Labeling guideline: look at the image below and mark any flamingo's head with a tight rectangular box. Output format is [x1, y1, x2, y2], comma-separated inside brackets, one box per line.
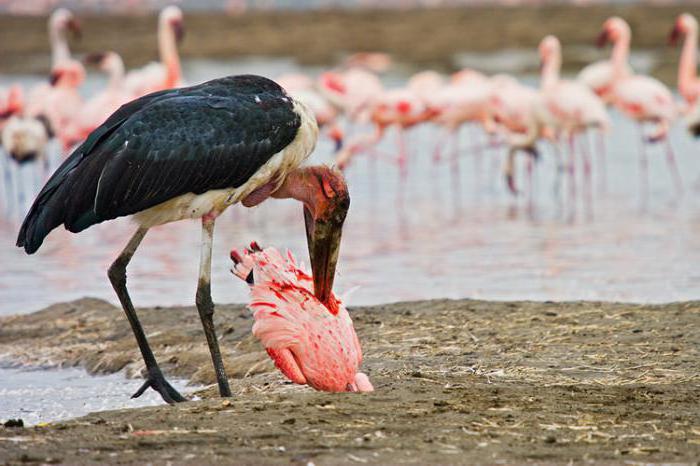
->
[50, 8, 81, 40]
[598, 17, 630, 48]
[49, 59, 85, 87]
[669, 13, 698, 46]
[161, 5, 185, 43]
[328, 125, 344, 152]
[83, 51, 124, 75]
[231, 245, 374, 393]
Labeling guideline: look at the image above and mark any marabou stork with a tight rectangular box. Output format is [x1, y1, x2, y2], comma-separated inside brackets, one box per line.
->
[16, 75, 350, 404]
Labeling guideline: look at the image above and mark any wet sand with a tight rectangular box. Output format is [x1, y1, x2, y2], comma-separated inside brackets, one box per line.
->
[0, 298, 698, 464]
[0, 4, 689, 81]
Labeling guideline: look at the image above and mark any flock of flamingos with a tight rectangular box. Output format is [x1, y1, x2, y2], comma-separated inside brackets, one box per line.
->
[1, 6, 699, 215]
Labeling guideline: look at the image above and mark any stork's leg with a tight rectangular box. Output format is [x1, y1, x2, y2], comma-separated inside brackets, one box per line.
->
[196, 215, 232, 397]
[108, 227, 185, 404]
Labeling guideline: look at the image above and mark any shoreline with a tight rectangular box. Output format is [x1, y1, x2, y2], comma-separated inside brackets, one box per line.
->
[0, 4, 689, 83]
[0, 297, 698, 464]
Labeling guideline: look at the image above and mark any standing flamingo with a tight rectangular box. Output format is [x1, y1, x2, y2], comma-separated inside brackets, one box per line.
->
[71, 52, 131, 142]
[598, 17, 683, 195]
[230, 243, 373, 393]
[537, 36, 609, 211]
[24, 8, 84, 151]
[669, 13, 700, 136]
[0, 85, 23, 123]
[489, 76, 547, 194]
[276, 73, 344, 151]
[124, 6, 185, 98]
[577, 35, 633, 105]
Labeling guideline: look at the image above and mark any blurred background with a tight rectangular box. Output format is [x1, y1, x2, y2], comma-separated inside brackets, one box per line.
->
[0, 0, 699, 320]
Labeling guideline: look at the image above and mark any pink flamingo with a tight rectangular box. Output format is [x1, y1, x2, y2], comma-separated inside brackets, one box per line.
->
[669, 13, 700, 136]
[335, 86, 432, 173]
[70, 52, 131, 143]
[577, 32, 633, 105]
[24, 8, 84, 151]
[598, 17, 683, 194]
[427, 69, 495, 163]
[124, 6, 185, 98]
[0, 85, 23, 123]
[538, 36, 609, 209]
[489, 76, 548, 194]
[230, 243, 373, 393]
[318, 68, 384, 125]
[276, 73, 344, 151]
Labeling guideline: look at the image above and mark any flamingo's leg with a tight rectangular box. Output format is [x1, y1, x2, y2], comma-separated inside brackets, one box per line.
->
[579, 131, 594, 218]
[567, 133, 577, 217]
[1, 154, 13, 215]
[663, 138, 684, 196]
[596, 130, 607, 195]
[638, 124, 649, 207]
[450, 126, 462, 211]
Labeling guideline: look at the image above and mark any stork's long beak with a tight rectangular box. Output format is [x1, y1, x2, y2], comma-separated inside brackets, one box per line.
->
[669, 24, 682, 46]
[596, 29, 610, 48]
[304, 201, 347, 309]
[303, 172, 350, 310]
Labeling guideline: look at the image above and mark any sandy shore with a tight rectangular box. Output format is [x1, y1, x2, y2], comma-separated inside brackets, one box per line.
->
[0, 4, 689, 82]
[0, 298, 698, 464]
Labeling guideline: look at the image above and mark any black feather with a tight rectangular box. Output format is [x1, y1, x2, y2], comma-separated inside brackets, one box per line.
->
[17, 75, 301, 254]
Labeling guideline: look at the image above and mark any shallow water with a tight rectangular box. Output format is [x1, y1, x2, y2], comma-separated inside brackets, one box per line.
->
[0, 56, 699, 424]
[0, 366, 194, 426]
[1, 58, 699, 319]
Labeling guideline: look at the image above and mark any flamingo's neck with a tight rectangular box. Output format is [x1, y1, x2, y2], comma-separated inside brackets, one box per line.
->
[541, 53, 561, 90]
[611, 31, 631, 82]
[679, 26, 698, 101]
[158, 20, 181, 88]
[107, 59, 125, 90]
[49, 22, 70, 67]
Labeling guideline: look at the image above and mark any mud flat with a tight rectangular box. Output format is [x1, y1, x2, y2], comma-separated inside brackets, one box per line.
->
[0, 298, 698, 465]
[0, 4, 689, 81]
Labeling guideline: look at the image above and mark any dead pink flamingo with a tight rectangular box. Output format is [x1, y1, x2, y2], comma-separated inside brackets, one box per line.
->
[231, 243, 373, 393]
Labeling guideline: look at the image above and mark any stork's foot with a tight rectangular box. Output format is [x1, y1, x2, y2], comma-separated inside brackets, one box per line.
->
[132, 370, 186, 404]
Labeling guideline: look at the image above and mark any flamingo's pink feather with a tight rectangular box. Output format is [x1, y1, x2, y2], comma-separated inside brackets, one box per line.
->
[236, 247, 371, 393]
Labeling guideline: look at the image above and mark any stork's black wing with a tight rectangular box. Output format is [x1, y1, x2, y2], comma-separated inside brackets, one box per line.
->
[17, 75, 301, 254]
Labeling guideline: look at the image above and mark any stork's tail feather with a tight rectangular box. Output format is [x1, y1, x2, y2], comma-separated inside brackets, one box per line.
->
[17, 182, 72, 254]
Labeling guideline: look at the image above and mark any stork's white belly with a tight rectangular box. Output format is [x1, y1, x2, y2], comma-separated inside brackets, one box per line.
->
[132, 97, 319, 228]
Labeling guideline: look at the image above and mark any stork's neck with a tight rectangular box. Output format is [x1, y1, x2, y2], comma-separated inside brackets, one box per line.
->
[679, 25, 698, 102]
[271, 168, 322, 216]
[158, 19, 181, 88]
[540, 53, 561, 91]
[611, 31, 631, 82]
[49, 21, 70, 67]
